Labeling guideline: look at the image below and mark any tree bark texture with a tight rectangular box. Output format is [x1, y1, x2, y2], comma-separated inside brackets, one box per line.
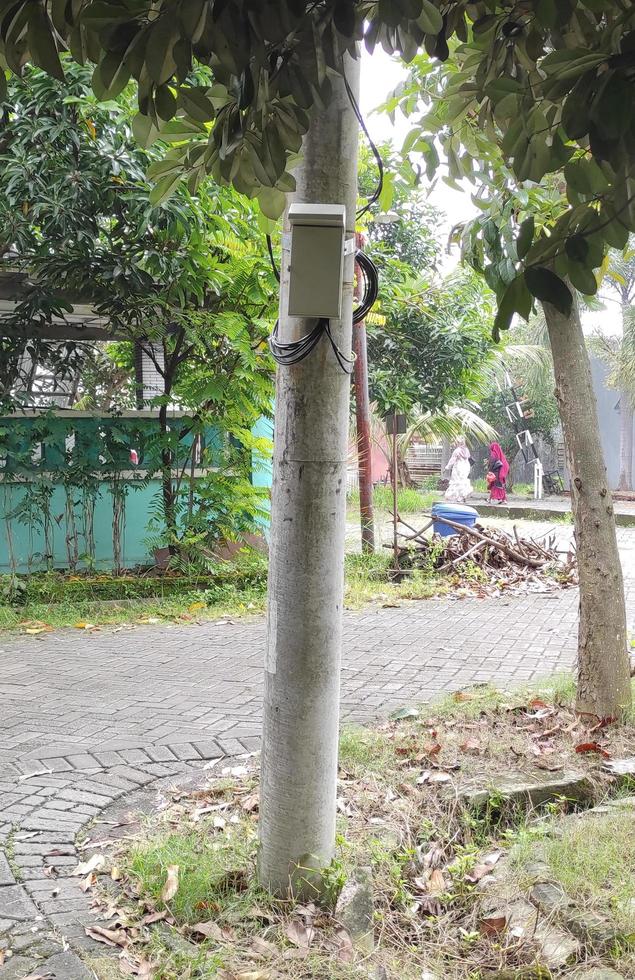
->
[542, 292, 631, 718]
[258, 56, 360, 896]
[618, 393, 634, 491]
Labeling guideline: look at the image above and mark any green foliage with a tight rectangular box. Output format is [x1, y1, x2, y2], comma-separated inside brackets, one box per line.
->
[0, 63, 276, 562]
[1, 0, 632, 244]
[348, 484, 438, 514]
[385, 3, 635, 328]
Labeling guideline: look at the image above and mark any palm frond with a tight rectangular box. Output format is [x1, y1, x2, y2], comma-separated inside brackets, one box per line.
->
[403, 403, 498, 449]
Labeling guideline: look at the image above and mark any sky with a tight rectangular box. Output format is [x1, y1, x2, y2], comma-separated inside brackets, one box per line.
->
[358, 49, 623, 337]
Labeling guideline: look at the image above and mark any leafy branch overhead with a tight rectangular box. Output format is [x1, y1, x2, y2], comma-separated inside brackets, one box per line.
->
[1, 0, 634, 301]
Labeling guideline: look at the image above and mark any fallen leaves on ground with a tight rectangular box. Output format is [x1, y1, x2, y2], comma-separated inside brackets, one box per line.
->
[575, 741, 611, 759]
[85, 924, 129, 948]
[160, 864, 180, 902]
[72, 853, 105, 876]
[466, 850, 502, 884]
[191, 920, 232, 941]
[284, 919, 314, 948]
[479, 914, 508, 936]
[20, 620, 53, 634]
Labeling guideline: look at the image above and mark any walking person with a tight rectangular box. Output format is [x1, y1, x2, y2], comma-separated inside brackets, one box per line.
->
[444, 436, 473, 503]
[487, 442, 509, 503]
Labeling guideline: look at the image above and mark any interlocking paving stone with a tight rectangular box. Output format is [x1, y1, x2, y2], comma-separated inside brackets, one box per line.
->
[0, 884, 39, 921]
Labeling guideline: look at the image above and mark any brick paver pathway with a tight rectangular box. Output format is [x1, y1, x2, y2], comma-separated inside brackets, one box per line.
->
[1, 525, 633, 976]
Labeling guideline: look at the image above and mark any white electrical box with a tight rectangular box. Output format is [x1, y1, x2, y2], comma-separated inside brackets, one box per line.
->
[287, 203, 346, 319]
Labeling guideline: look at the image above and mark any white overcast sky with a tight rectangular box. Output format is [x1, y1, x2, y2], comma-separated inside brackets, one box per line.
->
[358, 49, 622, 336]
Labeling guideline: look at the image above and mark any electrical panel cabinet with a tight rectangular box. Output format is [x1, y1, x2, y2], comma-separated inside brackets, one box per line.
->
[287, 204, 346, 319]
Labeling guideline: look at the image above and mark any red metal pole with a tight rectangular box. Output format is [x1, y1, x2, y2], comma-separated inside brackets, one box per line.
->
[353, 232, 375, 553]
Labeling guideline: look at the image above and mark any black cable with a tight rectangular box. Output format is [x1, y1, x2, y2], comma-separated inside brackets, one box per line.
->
[353, 248, 379, 323]
[268, 317, 355, 374]
[266, 234, 280, 282]
[342, 68, 384, 220]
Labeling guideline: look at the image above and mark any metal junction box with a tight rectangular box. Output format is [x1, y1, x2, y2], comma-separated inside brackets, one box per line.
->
[287, 203, 346, 319]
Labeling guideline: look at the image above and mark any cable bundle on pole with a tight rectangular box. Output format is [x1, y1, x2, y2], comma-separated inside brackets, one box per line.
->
[268, 318, 355, 374]
[353, 249, 379, 323]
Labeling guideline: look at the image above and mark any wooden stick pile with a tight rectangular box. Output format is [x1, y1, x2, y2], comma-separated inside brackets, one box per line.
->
[394, 514, 576, 581]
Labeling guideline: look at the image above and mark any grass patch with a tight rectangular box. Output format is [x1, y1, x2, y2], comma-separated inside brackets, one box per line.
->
[0, 548, 453, 632]
[348, 484, 440, 514]
[338, 725, 399, 776]
[544, 807, 635, 932]
[343, 551, 447, 609]
[128, 820, 267, 928]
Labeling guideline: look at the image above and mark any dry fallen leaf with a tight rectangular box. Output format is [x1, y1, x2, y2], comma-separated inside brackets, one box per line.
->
[241, 792, 260, 813]
[575, 741, 611, 758]
[191, 921, 231, 941]
[452, 690, 473, 702]
[528, 698, 549, 710]
[459, 738, 481, 754]
[249, 936, 278, 958]
[466, 850, 502, 884]
[79, 871, 97, 892]
[334, 926, 355, 963]
[284, 919, 314, 948]
[427, 868, 446, 896]
[161, 864, 179, 903]
[72, 853, 105, 876]
[85, 925, 129, 948]
[479, 914, 508, 936]
[140, 910, 167, 926]
[111, 866, 123, 881]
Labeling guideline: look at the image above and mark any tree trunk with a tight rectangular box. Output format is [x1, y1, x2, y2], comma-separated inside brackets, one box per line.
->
[258, 55, 360, 896]
[617, 393, 634, 492]
[542, 292, 631, 719]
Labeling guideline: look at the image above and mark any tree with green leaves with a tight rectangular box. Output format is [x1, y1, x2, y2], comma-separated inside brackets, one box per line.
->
[1, 0, 633, 282]
[1, 62, 276, 556]
[390, 50, 632, 719]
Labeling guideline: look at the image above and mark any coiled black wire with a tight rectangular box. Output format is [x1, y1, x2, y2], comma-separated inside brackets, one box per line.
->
[353, 248, 379, 323]
[268, 317, 355, 373]
[267, 248, 379, 371]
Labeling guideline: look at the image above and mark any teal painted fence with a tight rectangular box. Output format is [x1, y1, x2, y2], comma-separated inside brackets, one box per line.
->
[0, 411, 272, 573]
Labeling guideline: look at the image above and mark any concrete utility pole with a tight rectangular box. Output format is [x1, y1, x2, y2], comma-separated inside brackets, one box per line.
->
[353, 232, 375, 553]
[258, 55, 361, 896]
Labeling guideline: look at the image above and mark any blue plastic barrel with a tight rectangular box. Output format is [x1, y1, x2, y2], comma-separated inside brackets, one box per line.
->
[432, 502, 479, 538]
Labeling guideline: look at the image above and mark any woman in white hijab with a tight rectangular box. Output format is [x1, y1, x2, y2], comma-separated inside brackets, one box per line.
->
[444, 436, 473, 503]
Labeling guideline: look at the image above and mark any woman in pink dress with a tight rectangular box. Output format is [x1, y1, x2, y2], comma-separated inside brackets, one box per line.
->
[488, 442, 509, 503]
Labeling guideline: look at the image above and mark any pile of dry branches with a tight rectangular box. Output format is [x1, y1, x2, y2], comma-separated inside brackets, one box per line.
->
[395, 514, 577, 591]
